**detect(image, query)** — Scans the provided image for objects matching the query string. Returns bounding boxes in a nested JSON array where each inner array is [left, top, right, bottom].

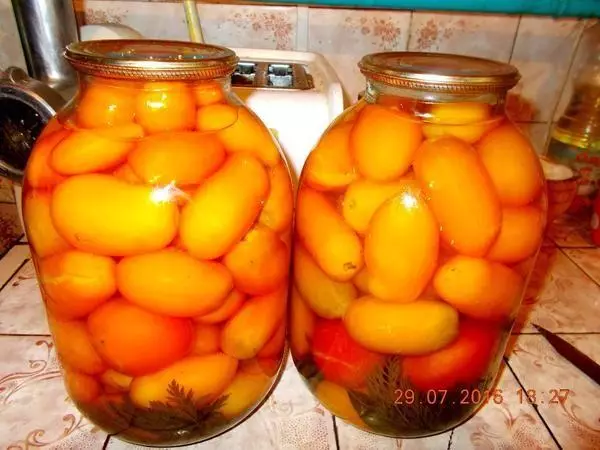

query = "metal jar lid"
[[358, 52, 520, 94], [64, 39, 239, 81]]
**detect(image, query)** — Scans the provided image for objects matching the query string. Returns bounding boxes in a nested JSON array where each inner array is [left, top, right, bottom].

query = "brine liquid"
[[288, 97, 545, 439], [293, 324, 510, 438], [23, 77, 294, 446]]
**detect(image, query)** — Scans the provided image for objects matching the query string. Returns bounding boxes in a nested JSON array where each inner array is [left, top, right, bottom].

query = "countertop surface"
[[0, 215, 599, 450]]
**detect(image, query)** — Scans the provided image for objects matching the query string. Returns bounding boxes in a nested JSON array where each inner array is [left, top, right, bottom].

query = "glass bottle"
[[290, 52, 547, 438], [22, 40, 293, 446], [547, 22, 600, 214]]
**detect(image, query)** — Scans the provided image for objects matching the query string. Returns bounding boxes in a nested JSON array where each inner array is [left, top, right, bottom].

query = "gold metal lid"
[[64, 40, 239, 81], [358, 52, 520, 94]]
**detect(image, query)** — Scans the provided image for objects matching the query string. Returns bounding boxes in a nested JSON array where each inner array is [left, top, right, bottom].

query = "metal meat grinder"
[[0, 0, 79, 185]]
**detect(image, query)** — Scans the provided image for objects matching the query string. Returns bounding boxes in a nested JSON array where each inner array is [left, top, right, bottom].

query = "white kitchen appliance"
[[79, 24, 145, 41], [228, 47, 344, 182]]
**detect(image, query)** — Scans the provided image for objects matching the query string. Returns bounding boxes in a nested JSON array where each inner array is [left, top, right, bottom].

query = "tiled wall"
[[0, 0, 596, 156]]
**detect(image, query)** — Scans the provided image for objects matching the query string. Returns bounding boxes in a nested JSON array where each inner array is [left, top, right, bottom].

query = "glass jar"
[[22, 40, 293, 446], [547, 22, 600, 215], [290, 52, 547, 438]]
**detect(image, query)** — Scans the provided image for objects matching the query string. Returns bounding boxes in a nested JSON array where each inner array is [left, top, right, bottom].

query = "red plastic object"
[[590, 192, 600, 246]]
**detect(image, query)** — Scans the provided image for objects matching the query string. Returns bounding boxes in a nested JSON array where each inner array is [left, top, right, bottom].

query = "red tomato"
[[312, 319, 384, 389], [403, 320, 500, 391]]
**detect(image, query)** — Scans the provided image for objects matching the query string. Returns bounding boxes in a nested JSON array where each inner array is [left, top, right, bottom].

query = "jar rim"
[[64, 40, 239, 81], [358, 52, 520, 94]]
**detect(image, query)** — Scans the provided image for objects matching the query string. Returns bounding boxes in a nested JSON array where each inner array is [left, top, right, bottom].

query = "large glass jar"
[[22, 40, 293, 446], [290, 52, 547, 438], [547, 22, 600, 215]]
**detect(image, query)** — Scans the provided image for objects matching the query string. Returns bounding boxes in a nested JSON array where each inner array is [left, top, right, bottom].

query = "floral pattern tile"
[[449, 363, 558, 449], [0, 335, 107, 448], [78, 0, 189, 41], [0, 177, 15, 203], [408, 12, 519, 62], [508, 18, 585, 122], [106, 357, 338, 449], [335, 419, 451, 449], [547, 213, 594, 248], [0, 244, 28, 287], [514, 245, 600, 333], [307, 8, 411, 103], [0, 257, 49, 335], [509, 335, 600, 450], [562, 247, 600, 284], [78, 1, 298, 52], [197, 4, 298, 51], [0, 203, 23, 255]]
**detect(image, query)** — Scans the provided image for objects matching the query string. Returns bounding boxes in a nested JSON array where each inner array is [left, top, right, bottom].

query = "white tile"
[[554, 18, 598, 121], [0, 335, 107, 448], [0, 203, 23, 258], [0, 244, 28, 288], [515, 248, 600, 333], [0, 0, 26, 70], [0, 177, 15, 202], [0, 259, 49, 335], [450, 363, 558, 449], [509, 17, 585, 122], [509, 335, 600, 450], [336, 419, 450, 449], [547, 214, 594, 248], [197, 4, 298, 50], [563, 248, 600, 284], [296, 6, 309, 51], [80, 0, 189, 41], [408, 12, 519, 62]]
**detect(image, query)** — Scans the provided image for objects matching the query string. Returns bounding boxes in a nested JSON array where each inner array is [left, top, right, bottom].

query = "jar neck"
[[79, 74, 233, 90], [364, 79, 508, 117]]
